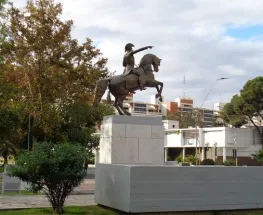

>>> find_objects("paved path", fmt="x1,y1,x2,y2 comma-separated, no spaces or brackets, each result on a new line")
0,194,95,209
73,179,95,194
0,168,96,209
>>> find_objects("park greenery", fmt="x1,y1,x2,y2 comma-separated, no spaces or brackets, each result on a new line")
0,0,115,213
8,142,87,214
0,0,114,166
1,206,263,215
251,149,263,163
222,76,263,145
0,206,120,215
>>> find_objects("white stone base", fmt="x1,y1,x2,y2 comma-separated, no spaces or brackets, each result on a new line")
95,163,263,213
99,115,164,165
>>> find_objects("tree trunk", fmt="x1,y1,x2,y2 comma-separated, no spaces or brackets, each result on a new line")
2,152,8,165
47,191,67,214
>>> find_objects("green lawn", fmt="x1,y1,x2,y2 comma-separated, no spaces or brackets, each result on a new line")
1,207,263,215
0,206,120,215
0,166,4,173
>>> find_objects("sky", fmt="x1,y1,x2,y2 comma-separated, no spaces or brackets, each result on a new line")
12,0,263,109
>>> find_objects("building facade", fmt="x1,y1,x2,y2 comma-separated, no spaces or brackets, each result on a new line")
164,127,262,165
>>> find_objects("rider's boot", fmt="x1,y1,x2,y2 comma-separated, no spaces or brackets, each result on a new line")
138,77,146,91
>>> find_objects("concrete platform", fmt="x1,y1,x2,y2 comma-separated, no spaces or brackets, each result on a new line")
95,163,263,213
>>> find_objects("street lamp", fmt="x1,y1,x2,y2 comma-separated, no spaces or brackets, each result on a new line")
194,77,229,165
200,78,229,109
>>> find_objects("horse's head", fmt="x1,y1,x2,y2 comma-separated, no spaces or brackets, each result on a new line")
152,56,162,72
139,53,162,73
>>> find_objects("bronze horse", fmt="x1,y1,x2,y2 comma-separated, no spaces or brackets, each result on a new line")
92,53,163,115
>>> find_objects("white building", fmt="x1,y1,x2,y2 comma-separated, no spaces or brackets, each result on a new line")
163,120,179,130
214,102,226,114
164,126,262,165
94,119,262,166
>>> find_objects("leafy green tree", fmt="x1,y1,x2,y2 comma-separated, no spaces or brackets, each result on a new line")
221,99,247,128
1,0,111,145
60,102,114,145
0,108,22,164
222,77,263,145
8,142,86,214
0,0,8,59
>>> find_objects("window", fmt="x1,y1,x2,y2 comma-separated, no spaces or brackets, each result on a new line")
134,107,146,113
134,103,146,108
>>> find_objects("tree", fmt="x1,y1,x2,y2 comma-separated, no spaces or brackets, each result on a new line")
167,110,203,128
0,108,22,164
221,99,247,128
60,102,114,145
8,142,86,214
1,0,111,144
222,77,263,145
0,0,8,58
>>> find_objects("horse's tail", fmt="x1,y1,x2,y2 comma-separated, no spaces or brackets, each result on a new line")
92,78,110,107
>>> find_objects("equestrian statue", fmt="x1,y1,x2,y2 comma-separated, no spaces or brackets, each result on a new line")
92,43,163,116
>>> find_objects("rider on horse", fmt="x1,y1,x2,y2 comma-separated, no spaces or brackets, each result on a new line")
122,43,153,91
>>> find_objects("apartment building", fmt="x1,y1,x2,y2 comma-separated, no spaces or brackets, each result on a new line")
195,108,215,127
101,93,220,128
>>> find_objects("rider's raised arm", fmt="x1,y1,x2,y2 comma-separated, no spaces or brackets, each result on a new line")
132,46,152,55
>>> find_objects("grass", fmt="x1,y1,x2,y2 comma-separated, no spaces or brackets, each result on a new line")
0,166,4,173
1,206,263,215
0,205,120,215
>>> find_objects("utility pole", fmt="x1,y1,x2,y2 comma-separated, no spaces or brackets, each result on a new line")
194,77,229,165
234,132,237,166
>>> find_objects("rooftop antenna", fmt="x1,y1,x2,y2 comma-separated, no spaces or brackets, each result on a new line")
183,75,186,98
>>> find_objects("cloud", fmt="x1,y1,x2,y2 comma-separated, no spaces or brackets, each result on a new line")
12,0,263,108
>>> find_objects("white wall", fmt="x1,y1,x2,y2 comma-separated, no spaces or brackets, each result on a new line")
203,128,225,147
225,127,254,147
160,103,167,116
163,120,179,130
165,132,183,147
164,127,262,158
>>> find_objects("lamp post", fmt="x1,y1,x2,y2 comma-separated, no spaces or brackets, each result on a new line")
214,142,218,161
194,77,229,165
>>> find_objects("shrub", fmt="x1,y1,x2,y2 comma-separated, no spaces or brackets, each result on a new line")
223,159,235,166
7,142,86,214
175,153,197,164
251,149,263,163
184,154,197,164
201,159,215,165
175,153,183,163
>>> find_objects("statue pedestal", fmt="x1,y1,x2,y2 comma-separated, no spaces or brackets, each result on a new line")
98,115,164,165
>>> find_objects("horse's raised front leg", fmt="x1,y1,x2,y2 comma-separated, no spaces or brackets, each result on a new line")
147,79,163,102
157,81,163,101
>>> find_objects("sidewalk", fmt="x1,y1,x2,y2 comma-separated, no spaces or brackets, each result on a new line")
72,178,95,194
0,194,95,209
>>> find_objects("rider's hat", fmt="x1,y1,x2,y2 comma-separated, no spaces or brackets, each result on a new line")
125,43,134,51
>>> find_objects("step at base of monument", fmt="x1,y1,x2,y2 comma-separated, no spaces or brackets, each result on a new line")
95,163,263,213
